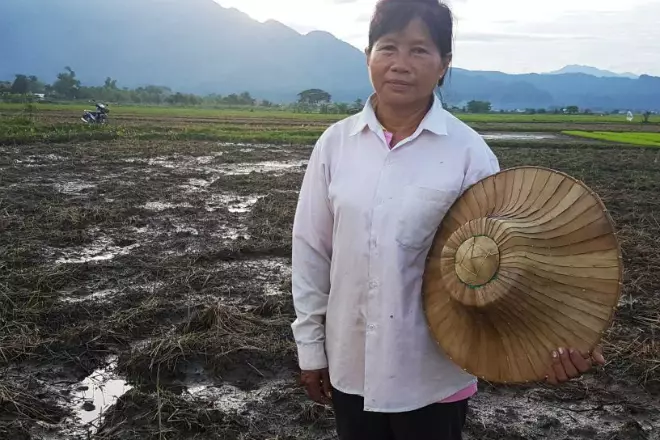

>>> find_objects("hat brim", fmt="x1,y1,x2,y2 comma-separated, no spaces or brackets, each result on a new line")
423,166,623,384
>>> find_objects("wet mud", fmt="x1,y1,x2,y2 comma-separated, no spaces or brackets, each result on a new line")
1,140,658,439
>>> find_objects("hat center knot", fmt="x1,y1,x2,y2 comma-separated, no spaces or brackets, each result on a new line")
454,235,500,288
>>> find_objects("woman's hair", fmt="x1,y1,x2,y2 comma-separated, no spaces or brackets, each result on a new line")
368,0,454,86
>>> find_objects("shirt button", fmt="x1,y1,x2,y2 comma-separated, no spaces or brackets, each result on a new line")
369,281,378,289
368,324,377,331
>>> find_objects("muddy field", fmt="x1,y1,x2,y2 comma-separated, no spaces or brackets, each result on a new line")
1,137,659,439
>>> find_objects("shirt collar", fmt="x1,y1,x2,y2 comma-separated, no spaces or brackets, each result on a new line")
349,92,448,137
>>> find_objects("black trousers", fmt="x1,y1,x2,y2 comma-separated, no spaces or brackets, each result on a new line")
332,387,468,440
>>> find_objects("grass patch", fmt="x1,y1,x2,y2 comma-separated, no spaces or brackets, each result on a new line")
95,388,234,439
117,303,296,388
0,120,324,146
563,131,660,147
1,102,658,123
0,382,69,438
0,102,346,121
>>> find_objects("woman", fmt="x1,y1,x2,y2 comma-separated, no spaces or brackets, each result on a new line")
291,0,606,438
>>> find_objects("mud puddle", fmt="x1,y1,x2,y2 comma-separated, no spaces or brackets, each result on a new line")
142,201,193,211
54,181,97,195
221,160,307,175
206,194,260,213
143,154,307,176
54,233,140,264
69,357,132,430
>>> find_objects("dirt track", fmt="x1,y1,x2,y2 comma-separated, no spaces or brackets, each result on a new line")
1,140,658,439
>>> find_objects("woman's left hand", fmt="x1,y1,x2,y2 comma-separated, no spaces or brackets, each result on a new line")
545,345,606,385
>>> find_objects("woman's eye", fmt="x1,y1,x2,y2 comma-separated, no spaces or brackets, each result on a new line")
379,45,396,51
413,47,429,54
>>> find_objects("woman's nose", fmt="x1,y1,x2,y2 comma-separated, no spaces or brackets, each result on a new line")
390,56,412,73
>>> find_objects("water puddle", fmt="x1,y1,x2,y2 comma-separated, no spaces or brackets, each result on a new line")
143,201,193,211
481,132,559,141
188,178,215,188
206,194,260,213
141,154,307,177
211,225,251,241
56,235,140,264
70,357,132,431
54,181,97,195
194,156,215,164
61,288,119,304
172,220,199,236
220,160,307,176
14,154,67,165
186,380,289,413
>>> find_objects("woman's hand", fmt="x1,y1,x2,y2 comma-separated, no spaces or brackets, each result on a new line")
300,368,332,405
545,345,606,385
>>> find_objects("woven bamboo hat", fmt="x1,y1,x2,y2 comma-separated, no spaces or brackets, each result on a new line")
423,166,623,384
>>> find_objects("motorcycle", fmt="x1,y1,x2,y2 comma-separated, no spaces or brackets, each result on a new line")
81,102,110,124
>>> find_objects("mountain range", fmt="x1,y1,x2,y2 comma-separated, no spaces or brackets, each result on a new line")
547,65,639,80
1,0,659,111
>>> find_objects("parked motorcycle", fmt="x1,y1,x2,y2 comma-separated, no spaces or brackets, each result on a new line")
81,102,110,124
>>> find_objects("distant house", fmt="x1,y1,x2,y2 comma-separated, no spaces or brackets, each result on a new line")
33,93,45,100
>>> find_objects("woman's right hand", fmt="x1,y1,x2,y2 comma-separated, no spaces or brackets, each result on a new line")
300,368,332,405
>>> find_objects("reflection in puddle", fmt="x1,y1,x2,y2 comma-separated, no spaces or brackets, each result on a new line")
71,357,132,430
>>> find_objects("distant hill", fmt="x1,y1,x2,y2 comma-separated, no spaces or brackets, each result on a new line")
548,65,639,79
1,0,659,111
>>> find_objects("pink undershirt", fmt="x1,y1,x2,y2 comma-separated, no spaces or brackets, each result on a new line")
383,129,478,404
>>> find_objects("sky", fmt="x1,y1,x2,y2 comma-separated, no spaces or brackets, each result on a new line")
215,0,660,76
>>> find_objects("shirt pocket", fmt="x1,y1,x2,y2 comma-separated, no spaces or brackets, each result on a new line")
395,185,458,250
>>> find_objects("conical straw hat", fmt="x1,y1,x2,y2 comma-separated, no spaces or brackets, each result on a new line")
423,166,623,384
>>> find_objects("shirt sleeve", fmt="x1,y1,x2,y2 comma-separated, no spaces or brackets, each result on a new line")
460,139,501,194
290,137,334,371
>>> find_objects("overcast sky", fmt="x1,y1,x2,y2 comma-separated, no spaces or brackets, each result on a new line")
215,0,659,76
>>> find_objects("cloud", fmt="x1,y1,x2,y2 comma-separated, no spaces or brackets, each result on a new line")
457,31,595,43
449,0,660,75
216,0,660,76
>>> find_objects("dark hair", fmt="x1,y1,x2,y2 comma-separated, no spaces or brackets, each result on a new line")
368,0,453,86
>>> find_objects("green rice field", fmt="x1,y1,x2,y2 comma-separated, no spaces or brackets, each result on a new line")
1,102,658,124
564,131,660,147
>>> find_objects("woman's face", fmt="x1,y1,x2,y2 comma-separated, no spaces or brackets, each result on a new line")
367,17,449,107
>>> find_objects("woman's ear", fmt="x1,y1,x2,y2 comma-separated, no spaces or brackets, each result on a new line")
438,53,452,85
365,47,371,66
441,53,453,75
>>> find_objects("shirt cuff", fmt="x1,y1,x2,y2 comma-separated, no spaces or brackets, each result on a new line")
297,342,328,371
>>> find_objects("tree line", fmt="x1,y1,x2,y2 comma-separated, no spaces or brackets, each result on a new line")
0,68,364,115
0,68,263,106
5,68,649,119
